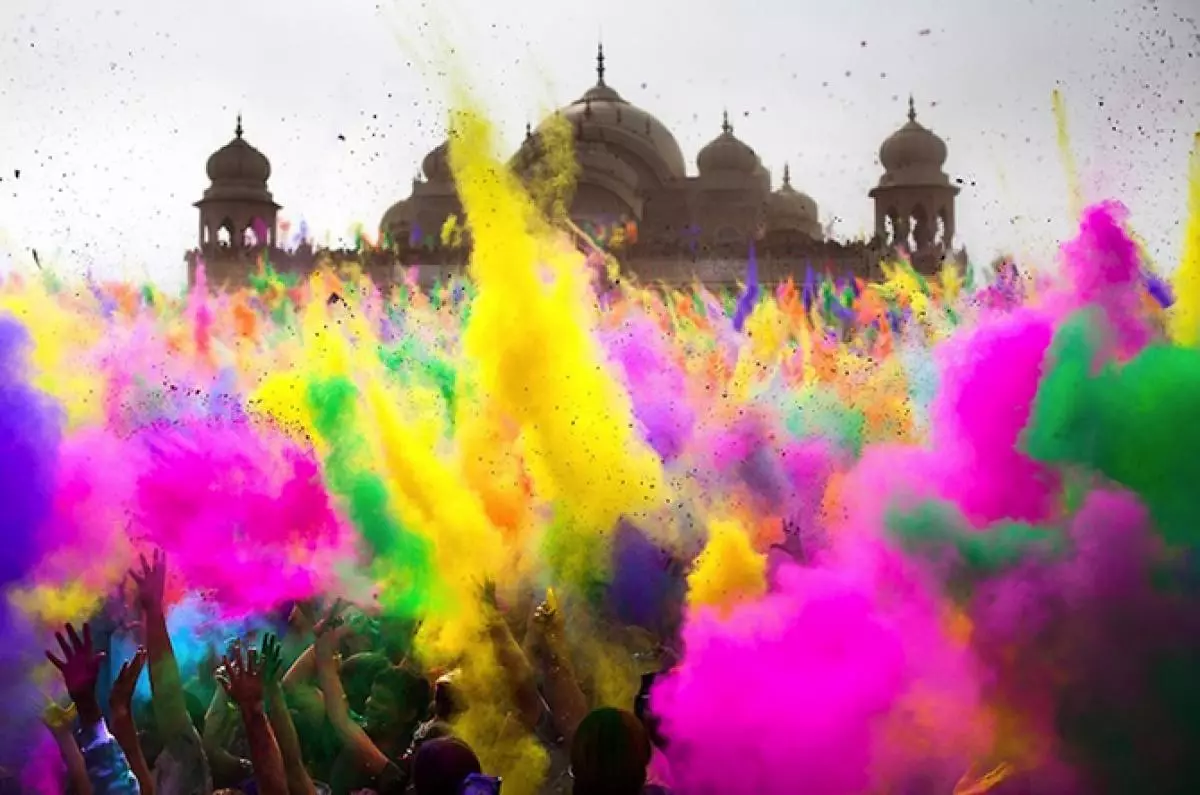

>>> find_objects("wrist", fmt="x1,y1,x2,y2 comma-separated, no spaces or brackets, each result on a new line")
238,700,267,717
73,695,103,727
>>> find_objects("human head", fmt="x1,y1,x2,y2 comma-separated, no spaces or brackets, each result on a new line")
433,671,464,721
412,737,482,795
634,672,666,750
340,652,391,714
364,665,431,739
570,708,652,795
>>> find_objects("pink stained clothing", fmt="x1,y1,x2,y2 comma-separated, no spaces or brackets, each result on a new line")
647,747,675,790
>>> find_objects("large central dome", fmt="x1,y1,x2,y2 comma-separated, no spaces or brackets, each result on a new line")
537,45,687,185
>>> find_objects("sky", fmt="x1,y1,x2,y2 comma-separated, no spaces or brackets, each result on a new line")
0,0,1196,290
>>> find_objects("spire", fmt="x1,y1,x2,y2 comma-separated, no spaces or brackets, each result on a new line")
782,162,792,188
721,109,732,134
235,113,244,139
596,42,606,86
525,121,533,139
907,94,916,123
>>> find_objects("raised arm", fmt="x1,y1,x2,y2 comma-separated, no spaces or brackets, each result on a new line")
261,633,317,795
481,583,544,732
524,595,588,744
217,642,288,795
201,686,253,785
129,551,191,740
42,702,94,795
312,603,391,775
45,622,140,795
108,649,154,795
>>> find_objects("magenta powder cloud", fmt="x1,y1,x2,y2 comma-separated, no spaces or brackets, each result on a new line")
131,417,355,617
652,562,985,795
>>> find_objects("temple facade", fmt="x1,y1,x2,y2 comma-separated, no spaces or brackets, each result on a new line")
186,46,962,290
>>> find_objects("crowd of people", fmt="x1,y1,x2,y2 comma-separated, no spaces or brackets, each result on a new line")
31,551,683,795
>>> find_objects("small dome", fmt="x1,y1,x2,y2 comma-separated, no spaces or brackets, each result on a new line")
421,140,452,183
205,117,271,184
379,199,411,236
878,97,948,180
768,165,821,237
697,112,760,175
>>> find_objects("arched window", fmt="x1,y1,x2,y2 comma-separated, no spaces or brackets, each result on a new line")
217,219,234,247
243,225,260,248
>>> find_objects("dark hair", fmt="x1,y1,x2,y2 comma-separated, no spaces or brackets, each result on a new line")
570,708,652,795
373,666,433,716
342,652,391,712
412,737,483,795
433,676,463,721
634,672,667,750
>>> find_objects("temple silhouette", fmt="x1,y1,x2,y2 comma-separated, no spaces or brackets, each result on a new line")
187,46,962,289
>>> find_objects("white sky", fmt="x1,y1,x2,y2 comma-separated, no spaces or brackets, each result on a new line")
0,0,1196,290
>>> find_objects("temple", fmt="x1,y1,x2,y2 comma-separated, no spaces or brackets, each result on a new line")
186,46,962,289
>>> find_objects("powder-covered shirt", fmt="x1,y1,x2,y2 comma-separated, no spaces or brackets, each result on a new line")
153,725,213,795
76,718,141,795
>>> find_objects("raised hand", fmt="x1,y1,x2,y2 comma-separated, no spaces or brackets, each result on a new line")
46,623,105,701
217,642,266,710
260,633,284,685
109,648,148,717
45,622,106,724
312,599,347,638
129,549,167,612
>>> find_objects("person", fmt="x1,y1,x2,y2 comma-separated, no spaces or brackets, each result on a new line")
129,551,214,795
45,622,141,795
569,708,653,795
216,642,288,795
311,603,430,795
410,738,484,795
633,673,673,792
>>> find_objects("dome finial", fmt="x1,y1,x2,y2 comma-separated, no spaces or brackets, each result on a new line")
783,162,792,188
525,120,533,139
721,109,732,135
907,94,916,123
596,41,606,86
235,113,243,139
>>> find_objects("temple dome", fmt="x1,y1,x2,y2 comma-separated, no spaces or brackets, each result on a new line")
206,117,271,184
697,112,760,175
768,165,821,238
538,45,687,183
877,96,949,185
380,199,411,235
421,140,452,183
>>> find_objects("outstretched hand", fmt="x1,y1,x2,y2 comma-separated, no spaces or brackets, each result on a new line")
129,549,167,612
45,622,106,723
260,633,284,685
109,648,148,717
217,642,266,710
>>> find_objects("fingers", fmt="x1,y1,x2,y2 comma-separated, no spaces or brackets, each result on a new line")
82,623,94,655
55,631,73,661
247,649,260,676
132,647,148,676
138,553,150,576
65,623,83,653
45,651,66,671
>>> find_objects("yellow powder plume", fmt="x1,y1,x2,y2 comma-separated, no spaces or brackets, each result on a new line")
729,298,788,400
0,280,104,428
687,518,767,616
1168,132,1200,346
445,99,667,584
1051,89,1084,223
